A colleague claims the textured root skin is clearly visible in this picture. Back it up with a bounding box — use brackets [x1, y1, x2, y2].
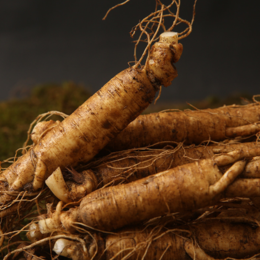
[105, 103, 260, 151]
[192, 219, 260, 259]
[79, 146, 260, 231]
[0, 68, 157, 203]
[49, 142, 260, 202]
[45, 142, 260, 203]
[31, 120, 60, 144]
[91, 142, 260, 188]
[79, 159, 223, 231]
[146, 41, 181, 87]
[64, 220, 260, 260]
[92, 145, 214, 187]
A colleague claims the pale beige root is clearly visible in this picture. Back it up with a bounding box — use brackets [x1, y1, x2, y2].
[0, 32, 182, 205]
[226, 123, 260, 138]
[79, 148, 260, 231]
[0, 189, 55, 250]
[45, 167, 71, 203]
[209, 160, 246, 195]
[53, 238, 89, 260]
[0, 152, 35, 204]
[32, 158, 47, 191]
[37, 206, 80, 235]
[214, 144, 260, 166]
[53, 238, 73, 258]
[105, 102, 260, 151]
[46, 167, 97, 202]
[26, 222, 45, 243]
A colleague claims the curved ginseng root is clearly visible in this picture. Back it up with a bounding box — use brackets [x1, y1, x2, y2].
[78, 146, 260, 231]
[105, 102, 260, 151]
[0, 32, 182, 207]
[49, 219, 260, 260]
[45, 143, 214, 202]
[35, 145, 260, 233]
[45, 141, 260, 203]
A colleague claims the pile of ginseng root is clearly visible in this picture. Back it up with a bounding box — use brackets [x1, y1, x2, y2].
[1, 1, 260, 258]
[1, 97, 260, 260]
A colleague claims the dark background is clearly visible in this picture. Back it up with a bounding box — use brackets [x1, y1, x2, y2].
[0, 0, 259, 103]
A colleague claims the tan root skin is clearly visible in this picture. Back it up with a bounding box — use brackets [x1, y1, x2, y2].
[79, 146, 260, 231]
[50, 221, 260, 260]
[45, 142, 260, 203]
[0, 32, 182, 205]
[106, 103, 260, 151]
[90, 142, 259, 189]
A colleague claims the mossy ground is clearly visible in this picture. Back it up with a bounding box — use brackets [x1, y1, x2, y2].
[0, 82, 91, 161]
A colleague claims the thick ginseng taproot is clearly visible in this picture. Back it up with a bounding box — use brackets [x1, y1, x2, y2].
[106, 103, 260, 151]
[79, 146, 260, 231]
[45, 142, 260, 203]
[87, 142, 260, 188]
[0, 32, 182, 205]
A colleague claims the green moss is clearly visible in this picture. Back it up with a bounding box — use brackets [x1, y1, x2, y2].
[0, 82, 91, 161]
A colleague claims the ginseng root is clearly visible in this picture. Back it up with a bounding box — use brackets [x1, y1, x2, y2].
[51, 219, 260, 260]
[78, 148, 259, 231]
[35, 145, 260, 233]
[82, 141, 260, 188]
[105, 102, 260, 151]
[46, 142, 260, 202]
[0, 32, 182, 206]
